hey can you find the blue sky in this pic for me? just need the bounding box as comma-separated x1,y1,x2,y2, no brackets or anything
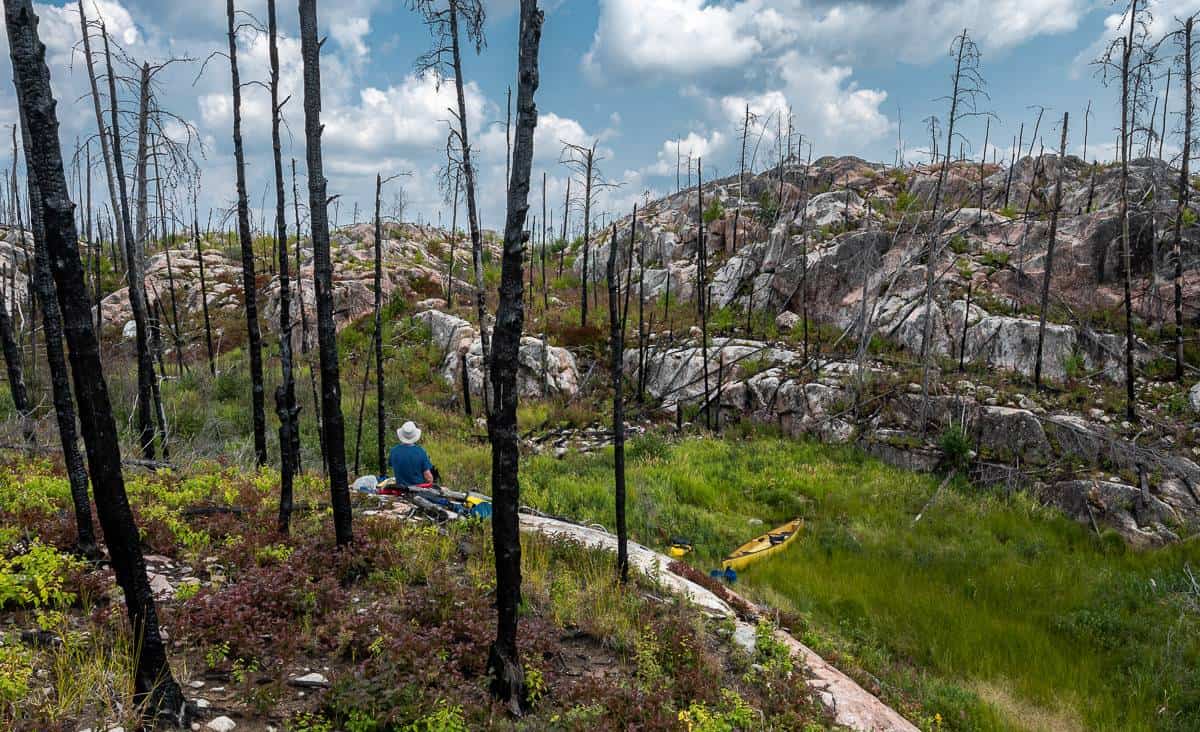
2,0,1197,237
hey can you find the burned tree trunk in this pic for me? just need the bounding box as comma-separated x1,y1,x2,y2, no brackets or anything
1119,10,1138,422
488,0,542,712
977,117,990,218
5,1,188,722
227,0,268,466
439,0,492,416
580,148,594,327
374,173,386,473
269,0,299,533
1035,113,1069,389
1175,18,1193,382
300,0,353,546
106,38,156,460
293,155,326,473
697,158,711,430
133,66,168,459
77,1,126,264
447,171,460,304
918,30,977,433
194,203,216,376
152,145,184,376
606,222,628,583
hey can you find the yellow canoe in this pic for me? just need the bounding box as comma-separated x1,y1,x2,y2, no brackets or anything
721,518,803,571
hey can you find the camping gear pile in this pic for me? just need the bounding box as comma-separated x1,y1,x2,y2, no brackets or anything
353,475,493,522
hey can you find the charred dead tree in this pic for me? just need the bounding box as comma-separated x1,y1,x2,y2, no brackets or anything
77,1,127,266
1099,0,1153,423
5,0,189,723
293,157,326,474
300,0,353,545
373,173,400,473
558,177,570,279
268,0,299,533
1174,17,1194,381
918,30,988,434
733,103,756,259
193,196,216,376
697,157,712,430
446,170,460,304
607,222,629,583
151,143,184,377
1035,113,1070,389
133,63,169,459
561,140,602,327
225,0,268,466
976,117,990,219
101,30,156,460
414,0,492,415
487,0,542,713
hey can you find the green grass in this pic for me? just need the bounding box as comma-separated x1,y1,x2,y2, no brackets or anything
520,433,1200,731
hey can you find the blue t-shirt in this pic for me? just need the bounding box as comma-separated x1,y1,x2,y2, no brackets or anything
389,444,433,486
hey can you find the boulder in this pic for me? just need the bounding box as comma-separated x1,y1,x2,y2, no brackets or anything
776,311,801,332
974,406,1051,464
1190,382,1200,415
443,334,579,400
1046,479,1180,549
642,264,696,303
415,309,476,355
805,190,864,229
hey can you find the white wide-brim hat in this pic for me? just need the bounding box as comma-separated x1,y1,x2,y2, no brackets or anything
396,421,421,445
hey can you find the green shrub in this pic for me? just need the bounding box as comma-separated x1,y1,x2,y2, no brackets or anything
703,198,725,225
1062,351,1086,381
0,541,83,609
0,638,34,711
938,424,972,472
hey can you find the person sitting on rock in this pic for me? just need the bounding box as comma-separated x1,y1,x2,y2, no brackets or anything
389,421,436,487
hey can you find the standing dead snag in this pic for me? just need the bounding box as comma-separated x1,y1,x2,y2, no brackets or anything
101,27,156,460
1174,16,1195,381
413,0,492,414
607,221,629,583
226,0,268,466
77,1,127,267
697,158,711,430
21,108,96,556
193,195,216,376
133,63,169,459
268,0,299,533
374,174,402,474
1098,0,1153,422
488,0,542,713
5,0,188,723
1035,113,1069,390
560,140,604,327
917,29,988,434
299,0,353,546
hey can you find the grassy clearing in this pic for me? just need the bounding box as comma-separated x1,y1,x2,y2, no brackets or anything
520,432,1200,731
0,457,827,731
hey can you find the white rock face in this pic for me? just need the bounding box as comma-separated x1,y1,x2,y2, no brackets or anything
805,189,864,228
416,309,476,355
627,337,799,406
1190,382,1200,415
642,264,696,303
416,310,581,399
